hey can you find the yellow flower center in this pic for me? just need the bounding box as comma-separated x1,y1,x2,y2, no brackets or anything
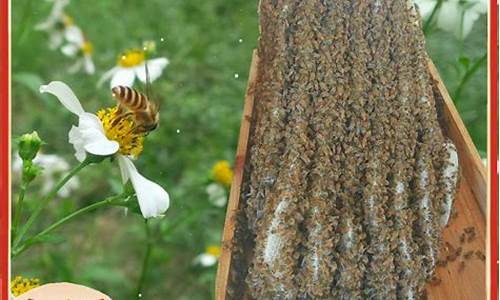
82,41,93,55
206,245,221,257
117,49,146,67
62,14,74,27
11,276,40,296
211,160,233,188
97,106,144,158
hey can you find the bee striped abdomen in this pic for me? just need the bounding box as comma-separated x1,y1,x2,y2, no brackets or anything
112,86,148,110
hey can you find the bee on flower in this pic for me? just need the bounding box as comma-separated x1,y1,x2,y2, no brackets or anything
193,245,221,267
61,26,95,74
40,81,169,218
35,0,74,50
10,276,40,297
98,41,169,88
414,0,487,39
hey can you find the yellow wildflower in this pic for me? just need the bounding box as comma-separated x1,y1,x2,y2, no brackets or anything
117,49,146,68
206,245,221,257
11,276,40,296
211,160,233,187
97,106,144,158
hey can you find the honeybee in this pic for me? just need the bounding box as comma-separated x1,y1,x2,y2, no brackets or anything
111,64,160,134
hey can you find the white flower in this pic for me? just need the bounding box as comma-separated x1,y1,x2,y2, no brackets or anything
61,26,95,74
206,183,227,207
39,81,170,218
193,246,221,267
35,0,72,49
12,153,79,198
98,48,169,88
414,0,488,39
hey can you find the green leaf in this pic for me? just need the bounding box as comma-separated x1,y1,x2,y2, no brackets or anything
12,72,46,98
33,233,66,244
458,56,470,70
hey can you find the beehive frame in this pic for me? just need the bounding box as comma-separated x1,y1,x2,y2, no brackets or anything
215,51,487,300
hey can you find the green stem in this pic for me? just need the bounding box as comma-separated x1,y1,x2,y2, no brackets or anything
12,182,28,242
423,0,443,35
13,159,91,249
135,220,153,299
12,193,128,258
453,53,487,102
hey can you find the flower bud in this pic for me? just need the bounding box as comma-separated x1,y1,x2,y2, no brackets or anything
17,131,43,161
22,161,42,184
143,40,157,55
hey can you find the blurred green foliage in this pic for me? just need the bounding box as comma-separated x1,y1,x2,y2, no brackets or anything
11,0,486,299
425,15,487,155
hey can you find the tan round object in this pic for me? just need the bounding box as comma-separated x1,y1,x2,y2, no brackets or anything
15,282,112,300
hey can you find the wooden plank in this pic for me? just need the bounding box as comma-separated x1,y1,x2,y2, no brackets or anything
428,60,487,216
216,52,486,300
215,50,259,300
427,179,486,300
426,60,486,299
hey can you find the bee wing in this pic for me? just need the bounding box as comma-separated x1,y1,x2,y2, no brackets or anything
144,60,162,113
145,60,151,98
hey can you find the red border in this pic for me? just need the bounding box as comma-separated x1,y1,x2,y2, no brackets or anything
0,0,8,299
489,1,499,299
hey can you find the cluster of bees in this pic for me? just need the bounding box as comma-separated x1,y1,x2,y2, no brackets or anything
229,1,462,300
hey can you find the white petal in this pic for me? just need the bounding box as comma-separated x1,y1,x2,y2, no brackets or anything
64,25,84,46
84,55,95,74
436,2,463,37
61,43,79,57
34,20,54,31
57,177,80,198
461,10,481,38
206,183,227,207
194,253,217,267
78,113,119,156
78,112,104,132
97,67,118,88
471,0,488,14
42,177,55,195
40,81,85,116
69,125,87,162
84,137,120,156
68,113,119,161
213,195,227,207
110,68,136,88
34,0,69,31
118,156,170,218
117,155,130,183
414,0,437,18
50,0,70,19
135,57,169,83
11,154,22,175
34,153,70,173
67,59,83,74
206,183,224,197
48,32,64,50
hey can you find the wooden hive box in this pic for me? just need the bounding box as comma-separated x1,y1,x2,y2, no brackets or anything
215,51,487,300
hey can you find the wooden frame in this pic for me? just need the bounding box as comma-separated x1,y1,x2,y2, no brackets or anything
215,51,487,300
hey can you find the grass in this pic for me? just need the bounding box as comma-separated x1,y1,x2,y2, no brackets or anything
11,1,486,299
